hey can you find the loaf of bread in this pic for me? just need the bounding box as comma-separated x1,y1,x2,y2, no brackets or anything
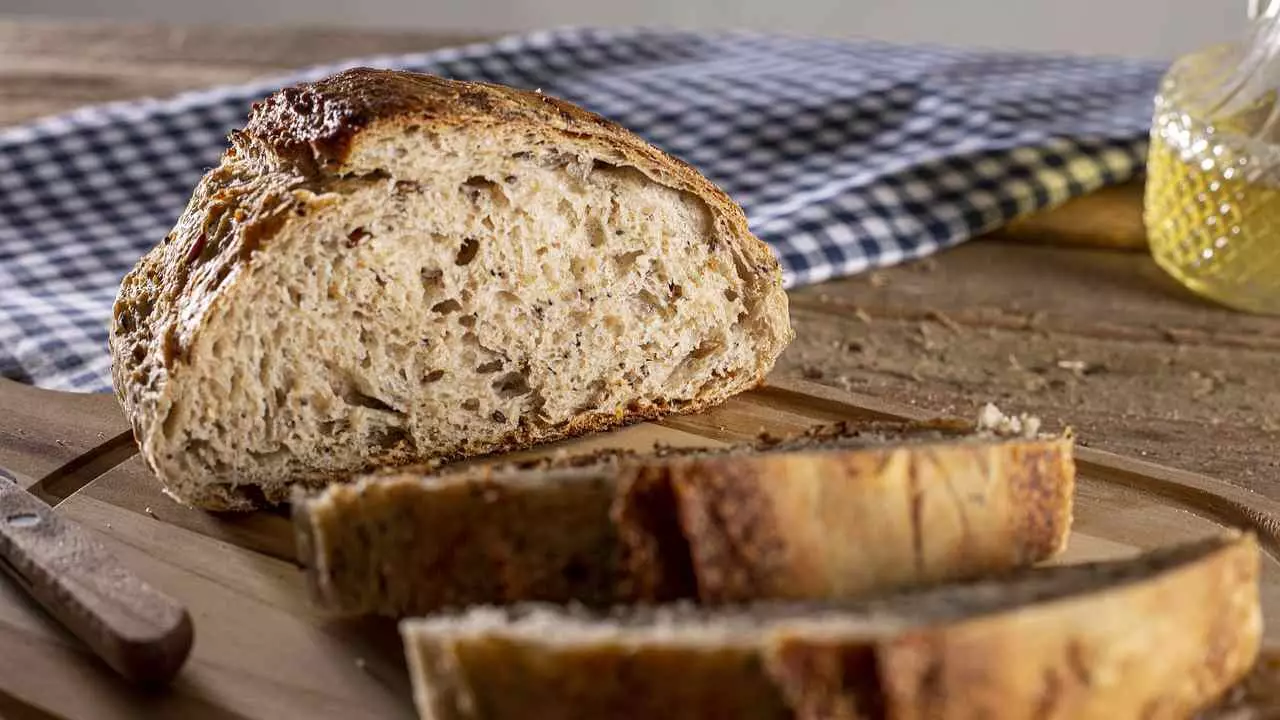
294,416,1075,617
400,532,1260,720
108,68,793,510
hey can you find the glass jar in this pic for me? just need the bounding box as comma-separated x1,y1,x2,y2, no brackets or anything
1144,1,1280,314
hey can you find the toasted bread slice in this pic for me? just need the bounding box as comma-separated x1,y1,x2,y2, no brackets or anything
400,533,1259,720
294,415,1074,616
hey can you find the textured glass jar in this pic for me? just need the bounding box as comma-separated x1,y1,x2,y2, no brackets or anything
1144,6,1280,314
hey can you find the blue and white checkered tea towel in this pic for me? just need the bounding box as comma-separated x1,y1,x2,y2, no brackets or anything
0,27,1165,393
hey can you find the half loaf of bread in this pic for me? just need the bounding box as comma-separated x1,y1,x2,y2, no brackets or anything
108,68,793,510
294,415,1075,617
401,532,1260,720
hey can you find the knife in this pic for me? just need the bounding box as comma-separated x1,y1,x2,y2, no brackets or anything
0,465,193,686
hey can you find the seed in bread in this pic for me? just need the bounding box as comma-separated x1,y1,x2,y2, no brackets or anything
108,68,793,510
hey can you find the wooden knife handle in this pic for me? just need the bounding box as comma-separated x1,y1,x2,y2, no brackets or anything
0,469,193,686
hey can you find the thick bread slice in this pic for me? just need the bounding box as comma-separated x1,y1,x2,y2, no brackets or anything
294,417,1074,617
108,68,792,510
399,533,1260,720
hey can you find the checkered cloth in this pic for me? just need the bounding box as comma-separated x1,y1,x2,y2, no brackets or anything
0,27,1164,393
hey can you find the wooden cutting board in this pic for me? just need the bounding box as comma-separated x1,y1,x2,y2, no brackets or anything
1,375,1278,719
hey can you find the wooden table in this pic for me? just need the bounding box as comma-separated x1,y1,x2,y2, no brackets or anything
1,18,1276,497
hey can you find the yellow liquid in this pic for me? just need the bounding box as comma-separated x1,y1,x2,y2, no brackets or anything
1144,59,1280,314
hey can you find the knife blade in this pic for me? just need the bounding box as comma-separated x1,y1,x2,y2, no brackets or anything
0,465,193,686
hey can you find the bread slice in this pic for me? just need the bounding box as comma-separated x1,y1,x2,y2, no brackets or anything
108,68,793,510
293,415,1074,617
400,532,1260,720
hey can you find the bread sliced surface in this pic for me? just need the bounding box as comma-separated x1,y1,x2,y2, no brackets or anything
295,417,1074,617
768,532,1261,720
109,68,792,510
640,430,1074,603
399,533,1259,720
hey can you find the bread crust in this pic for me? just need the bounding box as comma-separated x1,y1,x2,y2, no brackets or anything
109,68,792,510
397,534,1260,720
766,533,1262,720
296,425,1074,617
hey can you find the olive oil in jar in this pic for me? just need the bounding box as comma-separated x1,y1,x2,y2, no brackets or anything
1144,41,1280,315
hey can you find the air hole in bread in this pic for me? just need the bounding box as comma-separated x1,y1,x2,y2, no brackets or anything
462,399,480,412
420,268,443,292
463,175,496,190
588,218,607,248
116,310,136,333
575,379,608,413
212,264,234,291
368,424,415,451
491,410,507,423
724,288,739,302
689,338,723,361
348,389,397,414
459,314,477,328
494,371,532,398
431,299,462,314
346,227,371,248
603,315,625,337
423,369,445,383
497,290,520,305
570,258,589,282
614,250,644,273
455,238,480,266
476,360,504,374
404,124,421,135
636,289,673,320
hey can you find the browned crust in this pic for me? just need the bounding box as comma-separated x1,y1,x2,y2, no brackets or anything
638,436,1075,604
766,533,1261,720
297,422,1074,617
108,68,791,511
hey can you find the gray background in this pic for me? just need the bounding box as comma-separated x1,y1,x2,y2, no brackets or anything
0,0,1253,60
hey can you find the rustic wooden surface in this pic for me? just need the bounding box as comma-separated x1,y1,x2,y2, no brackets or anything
2,377,1279,718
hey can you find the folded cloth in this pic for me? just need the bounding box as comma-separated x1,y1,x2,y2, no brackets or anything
0,27,1164,393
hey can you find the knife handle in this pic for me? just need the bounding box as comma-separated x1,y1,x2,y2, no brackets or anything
0,472,193,686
